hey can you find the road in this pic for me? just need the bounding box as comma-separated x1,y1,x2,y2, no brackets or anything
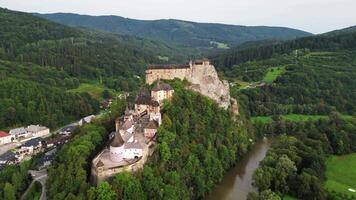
0,143,17,156
21,169,48,200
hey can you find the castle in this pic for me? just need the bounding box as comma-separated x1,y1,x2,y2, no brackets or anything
91,82,174,184
145,59,233,109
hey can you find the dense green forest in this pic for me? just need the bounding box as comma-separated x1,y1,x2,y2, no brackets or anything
212,29,356,70
0,8,176,129
249,115,356,200
234,50,356,117
35,12,311,50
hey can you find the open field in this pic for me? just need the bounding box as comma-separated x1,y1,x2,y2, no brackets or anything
67,82,119,100
283,195,297,200
325,153,356,199
263,66,286,83
210,41,230,49
251,114,355,123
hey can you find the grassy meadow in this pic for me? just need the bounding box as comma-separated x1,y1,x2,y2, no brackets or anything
251,114,354,123
325,153,356,199
67,82,120,100
263,66,286,83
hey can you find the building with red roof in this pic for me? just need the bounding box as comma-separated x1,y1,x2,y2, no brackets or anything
0,131,13,145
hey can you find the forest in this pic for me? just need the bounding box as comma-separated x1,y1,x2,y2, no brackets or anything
0,8,168,129
212,29,356,70
249,114,356,200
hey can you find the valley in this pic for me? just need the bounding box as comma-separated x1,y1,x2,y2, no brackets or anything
0,4,355,200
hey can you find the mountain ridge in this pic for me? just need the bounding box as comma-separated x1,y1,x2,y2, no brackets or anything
34,12,312,49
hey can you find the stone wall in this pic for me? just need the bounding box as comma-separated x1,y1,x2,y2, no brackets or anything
91,141,155,185
145,67,191,85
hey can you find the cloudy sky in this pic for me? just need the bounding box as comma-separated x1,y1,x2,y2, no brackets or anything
1,0,355,34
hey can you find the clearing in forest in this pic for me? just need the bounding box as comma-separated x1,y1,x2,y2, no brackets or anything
325,153,356,199
263,66,286,83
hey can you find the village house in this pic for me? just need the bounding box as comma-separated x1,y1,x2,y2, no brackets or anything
9,127,30,140
151,81,174,104
144,120,158,139
0,131,13,145
16,138,43,161
36,148,57,170
26,125,50,138
0,151,17,169
46,135,70,147
78,115,96,126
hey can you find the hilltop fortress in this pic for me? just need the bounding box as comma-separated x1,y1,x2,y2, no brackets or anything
146,59,234,110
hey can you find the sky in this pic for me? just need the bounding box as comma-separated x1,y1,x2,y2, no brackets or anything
1,0,355,34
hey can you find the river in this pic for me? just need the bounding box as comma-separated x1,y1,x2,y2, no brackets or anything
206,138,272,200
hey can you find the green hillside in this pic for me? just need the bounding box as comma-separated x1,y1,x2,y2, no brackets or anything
0,8,166,129
34,13,311,50
218,23,356,200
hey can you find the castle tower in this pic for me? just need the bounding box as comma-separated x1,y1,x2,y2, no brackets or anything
109,133,125,163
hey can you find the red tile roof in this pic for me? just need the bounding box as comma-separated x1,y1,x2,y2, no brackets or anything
0,131,10,138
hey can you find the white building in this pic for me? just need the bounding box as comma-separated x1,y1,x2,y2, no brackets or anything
26,125,50,138
16,138,42,161
123,142,143,159
109,133,125,162
151,82,174,104
78,115,96,126
0,131,13,145
9,127,30,140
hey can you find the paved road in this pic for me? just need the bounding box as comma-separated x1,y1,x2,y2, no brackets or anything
0,143,17,156
21,169,48,200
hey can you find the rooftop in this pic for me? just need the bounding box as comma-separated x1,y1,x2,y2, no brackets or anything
0,131,10,138
145,120,159,129
26,125,48,133
23,137,42,147
147,64,190,70
121,120,134,130
111,133,125,147
152,82,173,92
135,95,159,107
9,127,26,135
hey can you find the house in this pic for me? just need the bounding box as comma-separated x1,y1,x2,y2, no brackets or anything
0,151,17,166
17,138,43,160
151,82,174,104
9,127,30,140
144,120,158,139
46,136,69,147
134,91,152,115
26,125,50,138
78,115,96,126
0,131,13,145
36,148,57,170
109,132,143,162
116,118,135,135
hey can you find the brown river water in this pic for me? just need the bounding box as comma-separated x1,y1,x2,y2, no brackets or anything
206,138,272,200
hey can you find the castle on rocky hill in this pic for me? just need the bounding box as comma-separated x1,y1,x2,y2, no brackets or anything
146,58,234,109
91,82,174,184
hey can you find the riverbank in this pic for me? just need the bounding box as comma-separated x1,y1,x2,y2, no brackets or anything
206,138,272,200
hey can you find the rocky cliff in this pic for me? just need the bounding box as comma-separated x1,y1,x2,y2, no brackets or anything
188,64,231,109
